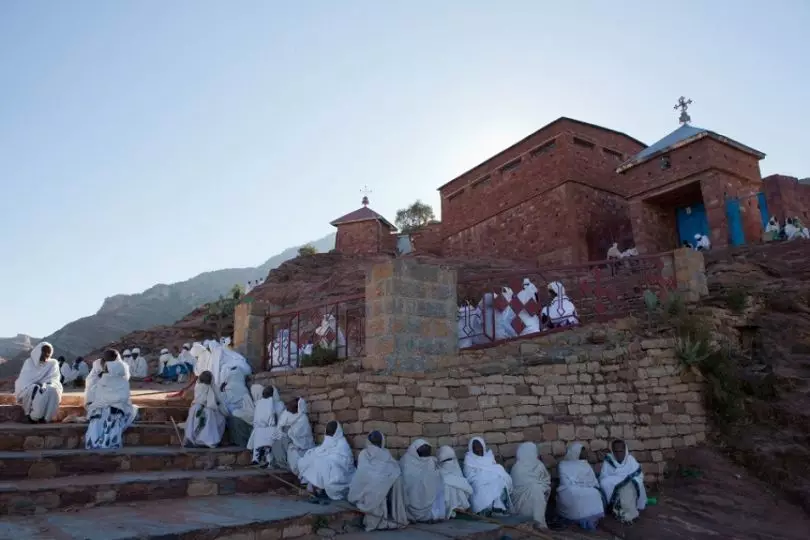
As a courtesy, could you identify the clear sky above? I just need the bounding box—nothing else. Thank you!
[1,0,808,338]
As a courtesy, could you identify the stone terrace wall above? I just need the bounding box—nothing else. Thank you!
[254,320,707,486]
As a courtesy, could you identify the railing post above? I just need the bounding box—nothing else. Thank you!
[364,259,458,372]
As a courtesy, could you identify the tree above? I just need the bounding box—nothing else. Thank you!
[298,243,318,257]
[395,200,436,233]
[205,284,244,338]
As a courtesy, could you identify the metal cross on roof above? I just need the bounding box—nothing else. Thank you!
[673,96,693,125]
[360,185,372,206]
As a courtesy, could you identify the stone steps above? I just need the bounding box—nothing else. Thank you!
[0,445,251,480]
[0,422,180,452]
[0,404,188,423]
[0,391,187,408]
[0,492,360,539]
[335,520,506,539]
[0,467,299,516]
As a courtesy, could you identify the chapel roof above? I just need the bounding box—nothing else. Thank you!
[617,123,766,173]
[329,201,397,230]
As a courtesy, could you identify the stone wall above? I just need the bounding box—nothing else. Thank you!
[763,174,810,224]
[335,221,396,255]
[254,321,707,486]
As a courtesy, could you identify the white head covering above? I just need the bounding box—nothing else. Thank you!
[160,348,169,355]
[122,349,132,358]
[543,281,579,326]
[348,431,404,517]
[14,342,62,399]
[132,347,141,355]
[85,355,134,416]
[220,336,231,346]
[599,440,647,511]
[399,439,442,522]
[298,421,356,500]
[183,343,191,350]
[463,436,513,514]
[438,445,473,495]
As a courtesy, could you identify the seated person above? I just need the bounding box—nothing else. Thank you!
[125,347,149,380]
[437,445,472,519]
[298,420,356,503]
[183,370,228,448]
[276,397,315,475]
[246,385,284,467]
[158,348,191,382]
[599,439,646,524]
[541,281,579,329]
[556,442,605,530]
[463,437,512,516]
[349,431,408,531]
[85,349,138,449]
[14,342,62,423]
[399,439,445,523]
[220,371,255,447]
[511,442,552,530]
[177,343,196,374]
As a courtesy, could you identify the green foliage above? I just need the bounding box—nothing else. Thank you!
[395,200,436,233]
[700,347,745,425]
[297,244,318,257]
[643,289,660,312]
[204,284,244,336]
[725,287,748,314]
[664,292,686,318]
[675,335,712,368]
[299,346,340,367]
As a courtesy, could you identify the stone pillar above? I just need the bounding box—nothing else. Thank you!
[234,301,269,372]
[673,248,708,302]
[364,259,457,373]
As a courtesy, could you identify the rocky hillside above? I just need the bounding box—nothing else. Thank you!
[34,234,336,361]
[0,334,38,377]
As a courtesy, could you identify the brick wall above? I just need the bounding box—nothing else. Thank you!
[567,182,634,260]
[629,199,679,254]
[254,321,707,486]
[409,223,444,255]
[335,221,396,255]
[763,175,810,223]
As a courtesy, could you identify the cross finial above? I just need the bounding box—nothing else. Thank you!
[360,185,372,206]
[673,96,693,124]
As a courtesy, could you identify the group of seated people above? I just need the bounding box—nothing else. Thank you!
[765,216,810,241]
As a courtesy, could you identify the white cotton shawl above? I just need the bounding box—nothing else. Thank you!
[438,445,472,518]
[15,342,62,401]
[193,381,229,416]
[463,437,513,513]
[298,422,356,500]
[86,359,135,417]
[278,398,315,451]
[60,362,81,384]
[190,342,212,377]
[557,442,604,521]
[221,371,255,424]
[399,439,442,522]
[542,282,579,326]
[349,435,402,513]
[510,442,551,526]
[599,442,646,511]
[246,394,284,450]
[219,346,252,382]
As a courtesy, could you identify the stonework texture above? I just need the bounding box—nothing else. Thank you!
[255,320,708,487]
[763,174,810,224]
[335,221,397,255]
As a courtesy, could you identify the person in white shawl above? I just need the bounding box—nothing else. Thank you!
[190,342,212,378]
[349,431,408,531]
[85,350,139,449]
[298,420,356,503]
[556,442,604,530]
[60,356,89,388]
[541,281,579,329]
[599,439,647,524]
[178,343,196,371]
[247,385,285,467]
[463,437,512,515]
[14,342,62,423]
[220,371,255,447]
[437,445,472,519]
[510,442,552,530]
[399,439,445,523]
[183,370,229,448]
[276,397,315,475]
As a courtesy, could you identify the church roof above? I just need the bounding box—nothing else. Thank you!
[617,123,765,172]
[330,205,397,230]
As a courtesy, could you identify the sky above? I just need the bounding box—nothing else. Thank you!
[1,0,808,338]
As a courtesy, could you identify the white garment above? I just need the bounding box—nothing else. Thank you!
[556,443,605,521]
[178,347,196,368]
[315,314,347,358]
[541,281,579,327]
[158,350,175,374]
[463,437,512,513]
[694,234,711,251]
[126,350,148,379]
[620,247,639,258]
[60,361,85,384]
[269,329,299,372]
[511,442,551,528]
[246,388,284,463]
[84,358,104,404]
[190,342,212,377]
[86,358,137,419]
[437,445,472,519]
[516,278,541,336]
[218,345,252,384]
[399,439,445,523]
[14,342,63,422]
[599,443,646,522]
[606,243,621,260]
[277,397,315,475]
[298,422,356,500]
[349,435,409,531]
[765,218,779,234]
[184,382,228,448]
[457,305,482,349]
[221,371,255,424]
[478,292,518,343]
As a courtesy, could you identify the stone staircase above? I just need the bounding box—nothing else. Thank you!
[0,389,520,540]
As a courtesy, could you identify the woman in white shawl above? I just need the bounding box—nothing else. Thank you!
[219,338,252,382]
[190,342,212,378]
[183,370,229,448]
[85,350,139,449]
[556,442,604,530]
[599,439,646,524]
[510,442,552,530]
[276,397,315,475]
[463,437,512,515]
[349,431,408,531]
[60,356,89,387]
[220,371,255,447]
[541,281,579,329]
[14,342,62,423]
[399,439,445,523]
[298,420,356,503]
[247,386,284,467]
[437,445,472,519]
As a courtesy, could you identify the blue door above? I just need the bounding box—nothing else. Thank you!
[725,198,745,246]
[757,192,770,230]
[676,203,709,246]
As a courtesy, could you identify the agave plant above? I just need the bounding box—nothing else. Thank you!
[675,335,712,373]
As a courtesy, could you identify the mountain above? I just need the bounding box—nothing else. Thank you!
[36,233,336,360]
[0,334,39,378]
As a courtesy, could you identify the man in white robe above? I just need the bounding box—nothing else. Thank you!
[399,439,445,523]
[437,445,472,519]
[599,439,646,524]
[541,281,579,328]
[127,347,149,380]
[183,370,229,448]
[276,397,315,475]
[247,386,284,467]
[606,243,622,260]
[463,437,512,515]
[178,343,196,372]
[556,442,604,530]
[60,356,89,388]
[218,339,252,384]
[190,342,212,378]
[349,431,408,530]
[510,442,552,530]
[220,371,255,447]
[85,349,138,449]
[14,342,62,423]
[298,420,356,503]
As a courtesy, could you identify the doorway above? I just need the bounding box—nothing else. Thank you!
[676,203,709,246]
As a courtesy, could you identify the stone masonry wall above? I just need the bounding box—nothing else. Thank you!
[335,221,396,255]
[763,174,810,224]
[254,320,707,486]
